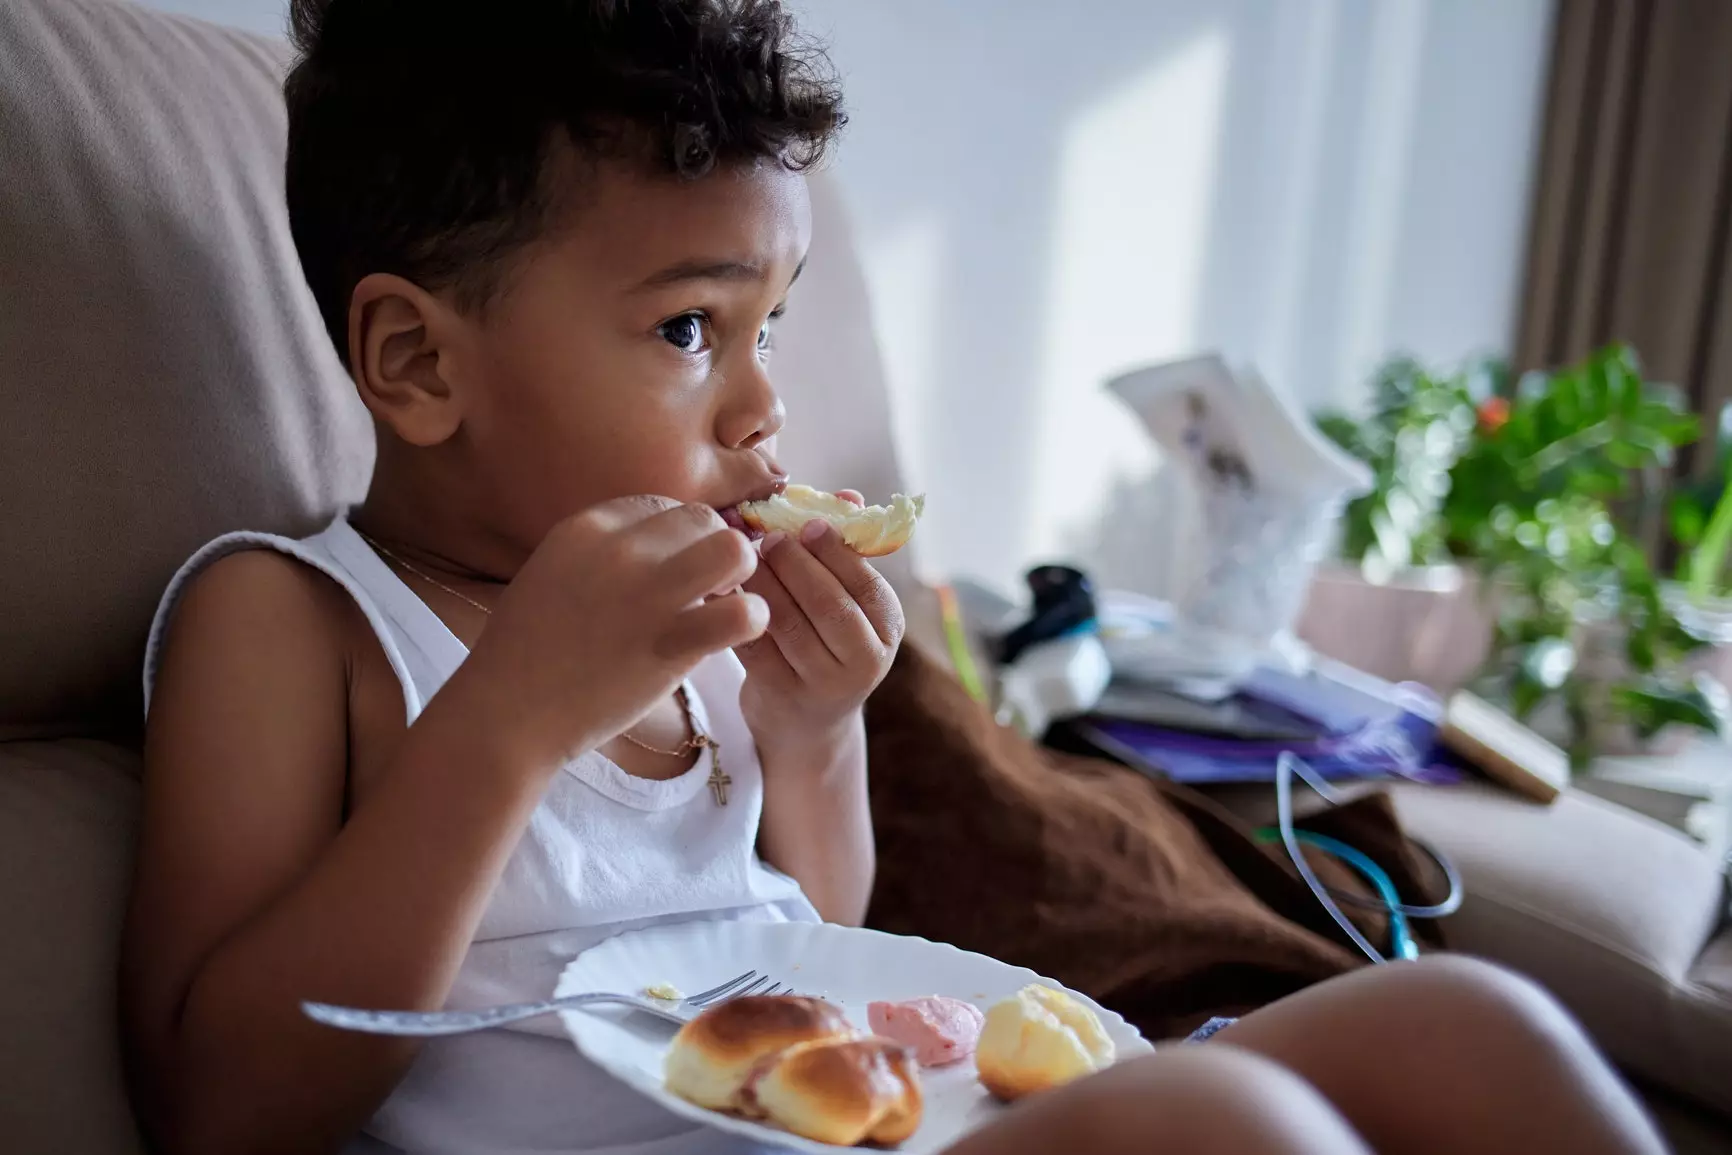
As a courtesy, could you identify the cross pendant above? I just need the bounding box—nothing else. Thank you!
[704,740,731,806]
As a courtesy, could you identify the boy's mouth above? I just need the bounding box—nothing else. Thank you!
[718,505,762,541]
[716,478,787,541]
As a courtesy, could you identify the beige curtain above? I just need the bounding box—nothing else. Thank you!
[1516,0,1732,480]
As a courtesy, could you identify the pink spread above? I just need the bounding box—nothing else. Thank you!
[867,996,985,1067]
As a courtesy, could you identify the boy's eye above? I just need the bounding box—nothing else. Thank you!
[658,313,708,353]
[757,307,785,356]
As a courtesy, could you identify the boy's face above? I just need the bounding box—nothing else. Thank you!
[440,153,811,547]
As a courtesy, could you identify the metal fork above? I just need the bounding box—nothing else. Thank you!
[301,970,790,1037]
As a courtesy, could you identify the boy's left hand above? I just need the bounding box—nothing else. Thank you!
[735,492,904,754]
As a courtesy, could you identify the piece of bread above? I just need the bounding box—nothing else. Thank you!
[974,985,1115,1102]
[664,995,853,1111]
[738,484,925,557]
[746,1037,924,1146]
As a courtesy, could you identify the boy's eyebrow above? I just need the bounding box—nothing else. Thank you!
[634,257,807,291]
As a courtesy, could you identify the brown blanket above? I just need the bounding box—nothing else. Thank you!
[863,645,1451,1040]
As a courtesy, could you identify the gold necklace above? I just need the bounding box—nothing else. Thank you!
[353,527,731,805]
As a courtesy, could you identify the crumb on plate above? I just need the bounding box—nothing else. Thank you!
[644,983,683,1001]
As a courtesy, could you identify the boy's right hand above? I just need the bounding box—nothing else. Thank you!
[452,496,767,769]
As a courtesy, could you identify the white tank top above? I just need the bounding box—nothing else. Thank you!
[144,515,816,1155]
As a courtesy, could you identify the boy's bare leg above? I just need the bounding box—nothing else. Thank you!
[943,1047,1373,1155]
[1211,955,1666,1155]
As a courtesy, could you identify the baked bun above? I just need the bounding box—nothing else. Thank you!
[747,1037,924,1146]
[738,485,925,557]
[974,985,1115,1102]
[664,995,853,1110]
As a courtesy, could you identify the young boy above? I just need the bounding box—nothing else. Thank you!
[122,3,1669,1154]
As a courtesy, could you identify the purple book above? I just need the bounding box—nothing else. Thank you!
[1078,711,1464,786]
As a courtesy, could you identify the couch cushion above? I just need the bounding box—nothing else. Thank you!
[0,0,375,740]
[1390,781,1732,1115]
[0,741,145,1154]
[1684,932,1732,1091]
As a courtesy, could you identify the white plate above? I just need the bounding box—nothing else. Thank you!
[555,920,1151,1153]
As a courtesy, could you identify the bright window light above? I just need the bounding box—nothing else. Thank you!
[1030,29,1231,564]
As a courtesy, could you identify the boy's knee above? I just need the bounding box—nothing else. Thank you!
[1392,955,1584,1050]
[1077,1049,1362,1151]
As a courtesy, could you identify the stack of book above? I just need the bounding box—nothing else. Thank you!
[1050,658,1468,787]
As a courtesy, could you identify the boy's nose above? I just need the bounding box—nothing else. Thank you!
[734,393,785,450]
[723,360,785,450]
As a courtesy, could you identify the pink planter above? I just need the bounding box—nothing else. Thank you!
[1298,565,1729,756]
[1296,563,1494,693]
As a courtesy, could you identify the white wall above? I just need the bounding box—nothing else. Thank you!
[794,0,1556,593]
[142,0,1556,595]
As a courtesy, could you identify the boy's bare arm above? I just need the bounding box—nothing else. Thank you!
[736,519,902,926]
[756,715,875,925]
[124,550,565,1154]
[123,500,766,1155]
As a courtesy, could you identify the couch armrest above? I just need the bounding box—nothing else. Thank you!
[1389,782,1731,1117]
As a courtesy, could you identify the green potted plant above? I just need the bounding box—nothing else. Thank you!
[1300,357,1496,691]
[1661,403,1732,711]
[1311,345,1725,766]
[1671,404,1732,626]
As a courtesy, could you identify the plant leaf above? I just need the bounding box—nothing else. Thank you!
[1610,681,1723,740]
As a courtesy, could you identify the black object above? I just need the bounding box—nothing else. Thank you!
[996,564,1097,665]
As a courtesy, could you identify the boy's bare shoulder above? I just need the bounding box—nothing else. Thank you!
[154,547,365,713]
[172,547,357,644]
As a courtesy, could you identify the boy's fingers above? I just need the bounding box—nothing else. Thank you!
[655,592,768,661]
[761,525,882,661]
[741,559,837,680]
[576,499,735,570]
[733,623,796,684]
[622,502,734,558]
[660,527,757,603]
[733,577,800,684]
[580,493,684,534]
[836,490,865,506]
[798,522,904,648]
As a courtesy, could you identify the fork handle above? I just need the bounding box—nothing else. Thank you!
[301,992,683,1037]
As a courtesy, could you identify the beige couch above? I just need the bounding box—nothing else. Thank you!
[1,1,1727,1151]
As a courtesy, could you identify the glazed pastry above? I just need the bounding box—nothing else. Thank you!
[737,484,924,557]
[974,985,1115,1102]
[664,995,853,1110]
[746,1036,924,1146]
[867,996,984,1067]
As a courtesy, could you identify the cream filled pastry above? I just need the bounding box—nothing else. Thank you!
[974,985,1115,1102]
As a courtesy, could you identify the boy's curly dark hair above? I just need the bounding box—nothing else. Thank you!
[284,0,844,363]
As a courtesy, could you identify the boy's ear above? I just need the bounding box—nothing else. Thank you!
[347,273,470,446]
